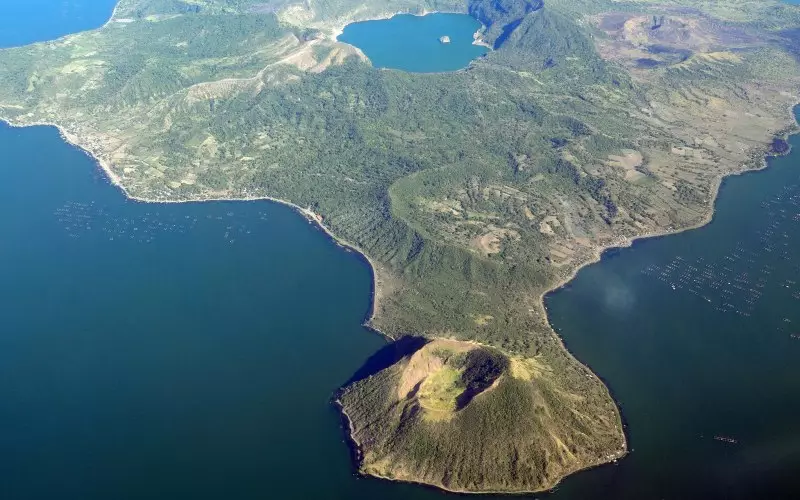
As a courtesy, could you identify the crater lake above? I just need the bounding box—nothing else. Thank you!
[337,13,488,73]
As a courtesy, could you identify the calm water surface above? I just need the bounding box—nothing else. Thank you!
[2,3,800,499]
[338,13,488,72]
[0,122,393,499]
[546,126,800,499]
[0,0,117,48]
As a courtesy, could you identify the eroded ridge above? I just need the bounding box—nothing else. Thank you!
[339,339,624,493]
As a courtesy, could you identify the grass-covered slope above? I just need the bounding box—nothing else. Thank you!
[0,0,798,493]
[339,339,624,492]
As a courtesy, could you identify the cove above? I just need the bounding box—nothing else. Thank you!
[337,13,488,72]
[0,122,393,499]
[544,112,800,499]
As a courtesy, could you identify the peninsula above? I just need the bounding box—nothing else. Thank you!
[0,0,798,494]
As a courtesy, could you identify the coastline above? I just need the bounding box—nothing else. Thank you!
[0,115,394,347]
[533,99,800,485]
[540,99,800,309]
[327,8,492,49]
[3,97,796,495]
[2,0,799,496]
[327,8,482,44]
[4,0,122,50]
[3,101,796,494]
[335,394,625,496]
[328,9,442,42]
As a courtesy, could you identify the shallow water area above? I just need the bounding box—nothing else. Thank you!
[337,13,488,72]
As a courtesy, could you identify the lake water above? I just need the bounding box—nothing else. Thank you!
[0,122,393,499]
[337,13,488,72]
[0,0,117,48]
[2,3,800,499]
[546,124,800,500]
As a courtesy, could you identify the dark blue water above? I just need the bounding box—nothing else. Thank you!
[0,121,394,499]
[3,2,800,499]
[546,126,800,500]
[0,4,388,498]
[338,13,488,72]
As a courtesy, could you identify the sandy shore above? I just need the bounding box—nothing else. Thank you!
[472,28,492,49]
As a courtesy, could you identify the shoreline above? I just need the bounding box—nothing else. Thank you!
[3,0,122,50]
[328,9,445,42]
[332,100,800,497]
[327,8,490,47]
[0,116,395,347]
[1,0,798,495]
[540,99,800,307]
[3,98,797,495]
[532,99,800,489]
[335,394,625,496]
[3,101,796,494]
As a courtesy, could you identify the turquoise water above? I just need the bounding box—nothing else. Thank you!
[3,2,800,499]
[337,13,488,72]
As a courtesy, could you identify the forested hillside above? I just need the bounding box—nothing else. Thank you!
[0,0,798,492]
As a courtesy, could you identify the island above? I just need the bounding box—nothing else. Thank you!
[0,0,798,494]
[439,35,450,43]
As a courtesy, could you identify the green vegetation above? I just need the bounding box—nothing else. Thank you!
[340,339,624,492]
[0,0,798,493]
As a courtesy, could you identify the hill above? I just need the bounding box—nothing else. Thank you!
[0,0,798,493]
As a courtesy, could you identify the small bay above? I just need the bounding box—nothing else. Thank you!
[0,122,391,499]
[546,116,800,499]
[337,13,488,72]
